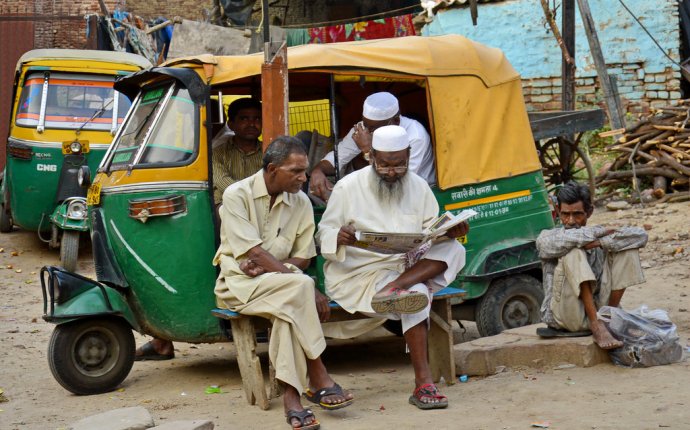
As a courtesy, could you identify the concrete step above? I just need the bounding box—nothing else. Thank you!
[454,323,611,376]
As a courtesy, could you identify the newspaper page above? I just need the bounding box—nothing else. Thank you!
[353,209,477,254]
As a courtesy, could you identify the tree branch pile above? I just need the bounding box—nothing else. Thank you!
[596,101,690,203]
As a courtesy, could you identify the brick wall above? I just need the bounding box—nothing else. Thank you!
[522,66,682,114]
[0,1,121,49]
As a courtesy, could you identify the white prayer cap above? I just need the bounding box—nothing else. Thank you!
[372,125,409,152]
[362,92,399,121]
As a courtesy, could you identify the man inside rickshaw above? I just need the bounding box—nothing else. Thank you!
[135,97,264,361]
[317,125,468,410]
[309,92,435,202]
[215,136,353,429]
[535,181,648,350]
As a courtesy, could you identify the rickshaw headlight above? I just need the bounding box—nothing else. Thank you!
[67,200,87,220]
[69,141,82,154]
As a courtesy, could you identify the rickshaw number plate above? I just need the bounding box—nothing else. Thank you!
[87,182,101,206]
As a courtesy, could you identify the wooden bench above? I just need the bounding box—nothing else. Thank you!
[212,286,466,410]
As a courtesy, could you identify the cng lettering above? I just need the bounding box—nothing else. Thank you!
[37,164,58,172]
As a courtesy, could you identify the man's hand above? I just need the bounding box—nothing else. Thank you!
[445,221,470,239]
[309,167,333,202]
[584,229,616,250]
[337,224,357,246]
[239,259,266,277]
[314,289,331,322]
[352,122,373,154]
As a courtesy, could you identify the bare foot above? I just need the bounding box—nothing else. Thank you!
[591,320,623,350]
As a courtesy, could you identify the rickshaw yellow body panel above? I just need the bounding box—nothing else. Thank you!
[165,35,540,190]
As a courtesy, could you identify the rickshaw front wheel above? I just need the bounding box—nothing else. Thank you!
[475,275,544,337]
[48,318,135,395]
[60,231,80,272]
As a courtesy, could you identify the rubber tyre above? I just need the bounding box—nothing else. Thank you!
[0,204,12,233]
[48,318,135,395]
[60,230,80,272]
[475,274,544,337]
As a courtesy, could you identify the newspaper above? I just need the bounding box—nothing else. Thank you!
[353,209,477,254]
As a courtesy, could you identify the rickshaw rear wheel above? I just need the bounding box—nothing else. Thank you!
[475,275,544,337]
[48,318,135,395]
[60,231,80,272]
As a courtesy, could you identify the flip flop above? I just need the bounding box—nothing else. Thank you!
[409,383,448,410]
[134,341,175,361]
[304,383,354,410]
[286,409,320,430]
[371,288,429,314]
[536,326,592,338]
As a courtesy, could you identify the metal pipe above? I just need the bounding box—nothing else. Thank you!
[37,72,49,134]
[329,75,339,182]
[262,0,270,46]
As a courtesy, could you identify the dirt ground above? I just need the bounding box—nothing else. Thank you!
[1,202,689,430]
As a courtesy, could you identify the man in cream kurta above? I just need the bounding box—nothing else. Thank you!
[214,137,352,428]
[317,125,467,410]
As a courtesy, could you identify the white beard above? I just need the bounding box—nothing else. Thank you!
[368,167,407,207]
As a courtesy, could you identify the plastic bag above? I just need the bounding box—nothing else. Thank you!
[597,305,685,368]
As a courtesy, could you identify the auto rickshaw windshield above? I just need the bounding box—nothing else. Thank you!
[15,72,131,132]
[103,81,198,171]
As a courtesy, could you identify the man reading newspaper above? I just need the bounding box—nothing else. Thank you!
[316,125,468,410]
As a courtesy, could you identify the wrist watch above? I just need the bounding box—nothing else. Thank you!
[363,151,370,161]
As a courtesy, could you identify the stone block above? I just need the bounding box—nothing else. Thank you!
[644,75,656,83]
[670,91,682,99]
[625,91,645,100]
[532,79,551,88]
[646,91,658,98]
[531,95,552,103]
[658,91,669,99]
[668,79,681,88]
[646,83,666,91]
[454,324,611,376]
[637,69,645,80]
[623,63,638,69]
[551,86,562,94]
[617,86,633,94]
[531,88,542,95]
[150,420,214,430]
[655,75,666,83]
[70,407,154,430]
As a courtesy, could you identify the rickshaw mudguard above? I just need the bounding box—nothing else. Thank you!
[457,239,542,299]
[40,266,139,330]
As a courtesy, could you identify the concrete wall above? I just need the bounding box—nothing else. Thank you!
[422,0,681,113]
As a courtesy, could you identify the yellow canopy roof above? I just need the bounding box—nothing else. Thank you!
[164,35,540,188]
[17,49,152,72]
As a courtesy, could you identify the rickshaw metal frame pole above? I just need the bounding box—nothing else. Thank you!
[111,91,120,136]
[330,75,340,182]
[260,41,289,151]
[37,72,49,134]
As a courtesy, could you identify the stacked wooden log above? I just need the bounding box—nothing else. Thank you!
[596,101,690,203]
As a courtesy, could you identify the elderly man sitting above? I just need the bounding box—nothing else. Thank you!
[316,125,467,410]
[536,181,648,349]
[214,136,352,430]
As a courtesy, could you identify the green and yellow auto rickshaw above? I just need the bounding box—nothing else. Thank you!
[1,49,151,271]
[39,35,554,395]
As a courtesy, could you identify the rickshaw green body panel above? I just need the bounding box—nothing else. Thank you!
[96,189,224,342]
[47,285,139,330]
[3,146,105,231]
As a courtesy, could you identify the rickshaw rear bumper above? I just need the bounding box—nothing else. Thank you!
[39,266,139,330]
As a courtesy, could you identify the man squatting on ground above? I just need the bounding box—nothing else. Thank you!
[214,136,352,430]
[135,98,263,361]
[536,181,648,349]
[317,125,468,409]
[310,91,435,202]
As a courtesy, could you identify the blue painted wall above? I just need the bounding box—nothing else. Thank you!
[422,0,679,79]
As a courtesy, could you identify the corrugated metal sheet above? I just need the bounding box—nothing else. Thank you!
[0,20,34,169]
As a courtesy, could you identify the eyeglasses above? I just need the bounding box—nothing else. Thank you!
[373,159,408,174]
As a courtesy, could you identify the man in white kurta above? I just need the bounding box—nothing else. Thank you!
[317,125,467,410]
[309,92,435,202]
[214,136,352,429]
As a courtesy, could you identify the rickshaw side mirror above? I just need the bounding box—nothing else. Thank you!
[78,165,91,189]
